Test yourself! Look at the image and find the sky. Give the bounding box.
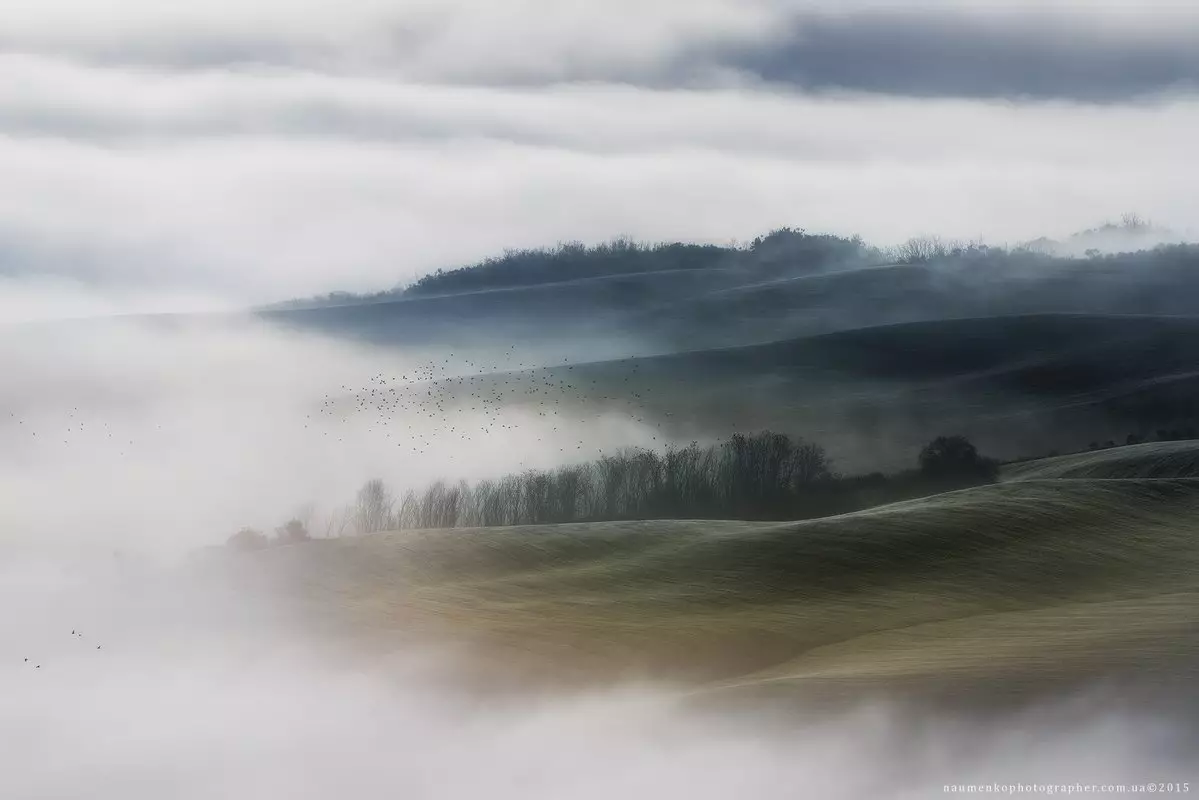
[0,0,1197,310]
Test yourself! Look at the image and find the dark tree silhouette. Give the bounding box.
[274,519,311,544]
[918,435,997,483]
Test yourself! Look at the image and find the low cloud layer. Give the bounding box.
[0,2,1197,306]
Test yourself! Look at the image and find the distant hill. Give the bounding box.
[323,313,1199,471]
[265,228,879,310]
[1021,213,1189,258]
[255,239,1199,357]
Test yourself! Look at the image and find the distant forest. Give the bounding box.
[265,228,878,308]
[263,215,1192,310]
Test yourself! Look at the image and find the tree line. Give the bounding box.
[228,432,997,548]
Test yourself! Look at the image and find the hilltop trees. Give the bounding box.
[918,435,998,484]
[404,239,731,295]
[226,519,311,551]
[226,527,269,551]
[265,228,880,308]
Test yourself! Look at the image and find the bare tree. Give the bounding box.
[395,489,419,530]
[321,505,352,539]
[354,478,394,535]
[791,440,833,485]
[1121,212,1149,230]
[897,235,947,263]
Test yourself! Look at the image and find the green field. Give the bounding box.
[233,454,1199,702]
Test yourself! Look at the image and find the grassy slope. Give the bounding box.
[1004,440,1199,480]
[243,474,1199,699]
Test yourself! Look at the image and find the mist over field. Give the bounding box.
[6,280,1199,799]
[5,536,1196,800]
[4,1,1199,798]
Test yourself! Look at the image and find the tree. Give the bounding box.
[897,235,948,263]
[321,506,352,539]
[274,518,311,544]
[918,435,997,483]
[226,527,269,551]
[1120,212,1149,230]
[354,478,394,534]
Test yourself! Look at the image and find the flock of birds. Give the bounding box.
[307,345,674,460]
[2,345,681,465]
[23,630,102,671]
[7,407,143,454]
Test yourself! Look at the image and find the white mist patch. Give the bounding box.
[1,557,1194,800]
[0,276,236,323]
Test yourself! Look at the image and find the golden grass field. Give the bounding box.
[221,443,1199,703]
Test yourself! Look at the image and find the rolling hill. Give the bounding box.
[224,473,1199,704]
[259,244,1199,353]
[1003,440,1199,481]
[385,313,1199,470]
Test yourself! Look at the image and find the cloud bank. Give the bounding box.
[0,2,1196,305]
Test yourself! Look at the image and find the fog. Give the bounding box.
[2,555,1194,799]
[0,313,660,556]
[4,0,1199,794]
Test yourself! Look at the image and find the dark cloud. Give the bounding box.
[4,8,1198,103]
[702,11,1199,102]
